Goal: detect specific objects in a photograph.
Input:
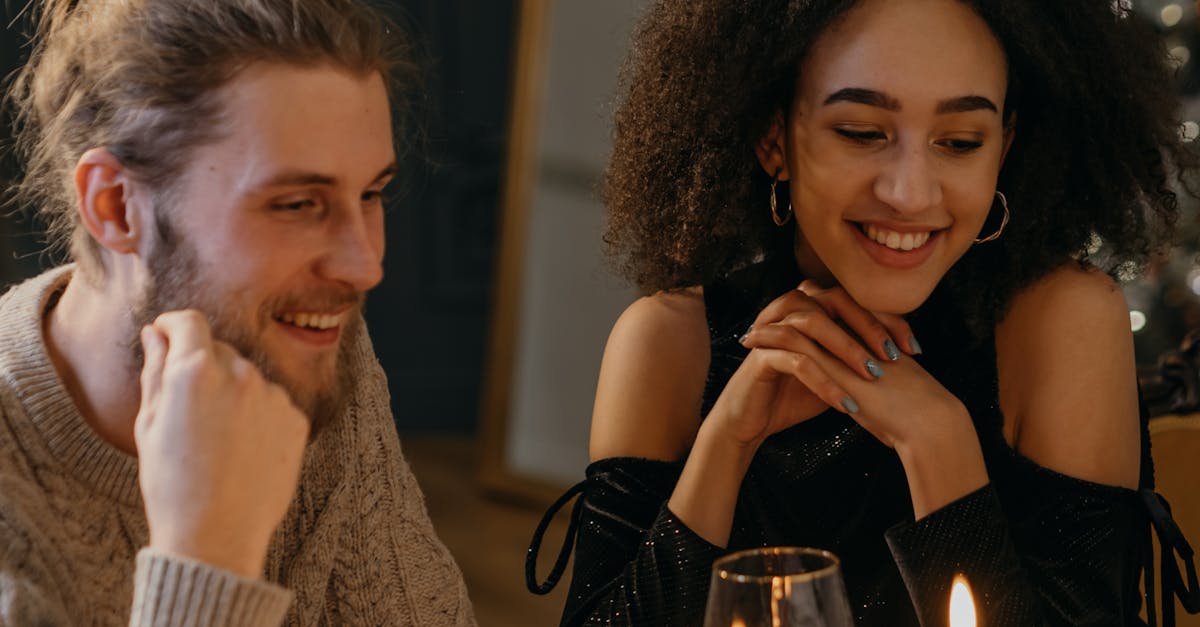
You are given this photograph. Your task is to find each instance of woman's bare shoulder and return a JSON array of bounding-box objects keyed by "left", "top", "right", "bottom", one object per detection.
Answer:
[
  {"left": 590, "top": 287, "right": 712, "bottom": 462},
  {"left": 995, "top": 263, "right": 1139, "bottom": 488}
]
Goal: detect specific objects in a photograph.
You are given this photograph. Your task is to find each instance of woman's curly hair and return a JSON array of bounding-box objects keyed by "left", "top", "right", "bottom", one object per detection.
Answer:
[{"left": 603, "top": 0, "right": 1196, "bottom": 335}]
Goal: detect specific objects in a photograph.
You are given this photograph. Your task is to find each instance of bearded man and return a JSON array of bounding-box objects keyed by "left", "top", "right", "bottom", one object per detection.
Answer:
[{"left": 0, "top": 1, "right": 474, "bottom": 625}]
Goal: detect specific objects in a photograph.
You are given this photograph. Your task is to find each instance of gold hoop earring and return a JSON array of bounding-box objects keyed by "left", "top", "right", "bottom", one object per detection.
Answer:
[
  {"left": 770, "top": 171, "right": 792, "bottom": 226},
  {"left": 974, "top": 191, "right": 1010, "bottom": 244}
]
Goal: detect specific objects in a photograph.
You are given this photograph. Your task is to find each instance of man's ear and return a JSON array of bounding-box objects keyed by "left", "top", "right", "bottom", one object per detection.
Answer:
[
  {"left": 754, "top": 109, "right": 790, "bottom": 182},
  {"left": 73, "top": 148, "right": 146, "bottom": 255}
]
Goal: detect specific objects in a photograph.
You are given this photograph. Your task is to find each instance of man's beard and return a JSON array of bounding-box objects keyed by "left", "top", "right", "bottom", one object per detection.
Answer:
[{"left": 129, "top": 213, "right": 362, "bottom": 436}]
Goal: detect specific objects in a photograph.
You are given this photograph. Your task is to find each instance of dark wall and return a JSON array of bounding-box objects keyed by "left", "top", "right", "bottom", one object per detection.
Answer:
[
  {"left": 0, "top": 1, "right": 516, "bottom": 433},
  {"left": 0, "top": 19, "right": 47, "bottom": 285},
  {"left": 370, "top": 2, "right": 516, "bottom": 432}
]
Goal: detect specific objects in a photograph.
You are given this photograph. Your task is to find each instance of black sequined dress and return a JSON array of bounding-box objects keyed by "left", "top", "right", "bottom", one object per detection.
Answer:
[{"left": 528, "top": 258, "right": 1198, "bottom": 626}]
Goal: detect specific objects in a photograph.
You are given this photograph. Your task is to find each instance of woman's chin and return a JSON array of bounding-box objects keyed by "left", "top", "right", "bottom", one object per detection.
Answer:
[{"left": 840, "top": 282, "right": 936, "bottom": 317}]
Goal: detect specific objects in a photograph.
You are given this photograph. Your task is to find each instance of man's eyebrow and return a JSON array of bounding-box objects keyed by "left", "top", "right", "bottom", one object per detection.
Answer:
[
  {"left": 823, "top": 88, "right": 999, "bottom": 115},
  {"left": 252, "top": 162, "right": 398, "bottom": 191}
]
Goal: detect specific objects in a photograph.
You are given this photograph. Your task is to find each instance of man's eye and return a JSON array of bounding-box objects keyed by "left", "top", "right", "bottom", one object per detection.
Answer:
[
  {"left": 835, "top": 128, "right": 887, "bottom": 144},
  {"left": 272, "top": 199, "right": 317, "bottom": 212},
  {"left": 362, "top": 190, "right": 385, "bottom": 203}
]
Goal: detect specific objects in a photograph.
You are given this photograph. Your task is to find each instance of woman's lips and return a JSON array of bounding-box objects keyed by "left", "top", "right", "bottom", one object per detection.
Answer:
[{"left": 849, "top": 221, "right": 942, "bottom": 269}]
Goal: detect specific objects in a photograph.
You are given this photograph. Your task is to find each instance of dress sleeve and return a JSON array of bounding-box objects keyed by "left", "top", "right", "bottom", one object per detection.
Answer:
[
  {"left": 884, "top": 461, "right": 1145, "bottom": 627},
  {"left": 531, "top": 458, "right": 726, "bottom": 627}
]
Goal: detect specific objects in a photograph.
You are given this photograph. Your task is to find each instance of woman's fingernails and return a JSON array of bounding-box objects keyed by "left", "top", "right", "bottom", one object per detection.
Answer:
[
  {"left": 865, "top": 358, "right": 884, "bottom": 379},
  {"left": 883, "top": 339, "right": 901, "bottom": 361},
  {"left": 909, "top": 335, "right": 923, "bottom": 355},
  {"left": 841, "top": 396, "right": 859, "bottom": 414},
  {"left": 738, "top": 324, "right": 753, "bottom": 345}
]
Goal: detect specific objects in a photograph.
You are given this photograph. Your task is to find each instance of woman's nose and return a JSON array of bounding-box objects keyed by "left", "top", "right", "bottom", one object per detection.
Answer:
[{"left": 873, "top": 143, "right": 942, "bottom": 214}]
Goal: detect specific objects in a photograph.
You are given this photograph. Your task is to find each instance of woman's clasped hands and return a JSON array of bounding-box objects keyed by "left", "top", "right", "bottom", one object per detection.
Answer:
[{"left": 713, "top": 280, "right": 971, "bottom": 456}]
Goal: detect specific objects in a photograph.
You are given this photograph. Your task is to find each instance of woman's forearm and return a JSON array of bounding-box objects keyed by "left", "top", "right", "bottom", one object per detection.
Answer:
[{"left": 667, "top": 420, "right": 758, "bottom": 547}]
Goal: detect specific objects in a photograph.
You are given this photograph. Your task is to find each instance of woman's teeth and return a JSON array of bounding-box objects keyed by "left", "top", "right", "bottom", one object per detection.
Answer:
[
  {"left": 278, "top": 312, "right": 340, "bottom": 330},
  {"left": 863, "top": 224, "right": 931, "bottom": 251}
]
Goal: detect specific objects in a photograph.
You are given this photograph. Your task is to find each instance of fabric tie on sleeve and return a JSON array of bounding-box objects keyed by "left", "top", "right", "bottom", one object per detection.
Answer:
[
  {"left": 527, "top": 478, "right": 590, "bottom": 595},
  {"left": 1141, "top": 489, "right": 1200, "bottom": 627}
]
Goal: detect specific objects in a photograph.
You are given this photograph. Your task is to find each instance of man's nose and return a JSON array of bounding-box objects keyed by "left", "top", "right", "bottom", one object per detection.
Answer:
[
  {"left": 319, "top": 207, "right": 385, "bottom": 292},
  {"left": 873, "top": 142, "right": 942, "bottom": 214}
]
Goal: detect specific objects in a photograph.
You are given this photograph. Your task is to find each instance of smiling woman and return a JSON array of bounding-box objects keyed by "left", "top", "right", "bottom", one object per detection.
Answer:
[
  {"left": 526, "top": 0, "right": 1200, "bottom": 625},
  {"left": 758, "top": 0, "right": 1012, "bottom": 314}
]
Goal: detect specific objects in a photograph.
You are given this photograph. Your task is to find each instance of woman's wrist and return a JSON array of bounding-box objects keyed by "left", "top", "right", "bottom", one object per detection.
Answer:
[
  {"left": 667, "top": 420, "right": 761, "bottom": 547},
  {"left": 698, "top": 411, "right": 768, "bottom": 459},
  {"left": 894, "top": 405, "right": 989, "bottom": 520}
]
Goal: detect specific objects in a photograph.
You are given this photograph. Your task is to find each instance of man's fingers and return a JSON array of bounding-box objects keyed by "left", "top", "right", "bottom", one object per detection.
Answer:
[
  {"left": 136, "top": 325, "right": 166, "bottom": 431},
  {"left": 212, "top": 340, "right": 247, "bottom": 375},
  {"left": 150, "top": 310, "right": 216, "bottom": 360}
]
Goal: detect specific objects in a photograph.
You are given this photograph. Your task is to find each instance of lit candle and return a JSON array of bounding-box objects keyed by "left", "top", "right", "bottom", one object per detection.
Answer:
[{"left": 949, "top": 574, "right": 977, "bottom": 627}]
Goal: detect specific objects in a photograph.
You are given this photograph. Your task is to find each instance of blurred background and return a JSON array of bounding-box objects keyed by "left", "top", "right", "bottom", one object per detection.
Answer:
[
  {"left": 1127, "top": 0, "right": 1200, "bottom": 364},
  {"left": 2, "top": 1, "right": 1199, "bottom": 625}
]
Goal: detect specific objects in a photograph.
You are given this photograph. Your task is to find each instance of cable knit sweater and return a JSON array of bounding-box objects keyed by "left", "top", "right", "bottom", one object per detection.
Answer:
[{"left": 0, "top": 266, "right": 476, "bottom": 626}]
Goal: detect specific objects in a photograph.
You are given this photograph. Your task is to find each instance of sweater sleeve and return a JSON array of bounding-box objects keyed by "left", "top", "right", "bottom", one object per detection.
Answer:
[
  {"left": 885, "top": 469, "right": 1144, "bottom": 627},
  {"left": 326, "top": 331, "right": 476, "bottom": 626},
  {"left": 0, "top": 513, "right": 291, "bottom": 627},
  {"left": 129, "top": 548, "right": 293, "bottom": 627},
  {"left": 558, "top": 458, "right": 726, "bottom": 627}
]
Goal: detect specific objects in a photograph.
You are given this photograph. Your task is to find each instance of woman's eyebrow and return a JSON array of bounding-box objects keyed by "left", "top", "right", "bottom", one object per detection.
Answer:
[
  {"left": 823, "top": 87, "right": 900, "bottom": 111},
  {"left": 823, "top": 87, "right": 998, "bottom": 114}
]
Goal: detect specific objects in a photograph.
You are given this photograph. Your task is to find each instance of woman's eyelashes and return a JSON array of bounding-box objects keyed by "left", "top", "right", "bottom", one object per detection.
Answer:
[
  {"left": 834, "top": 127, "right": 887, "bottom": 144},
  {"left": 832, "top": 127, "right": 985, "bottom": 154},
  {"left": 937, "top": 137, "right": 984, "bottom": 154}
]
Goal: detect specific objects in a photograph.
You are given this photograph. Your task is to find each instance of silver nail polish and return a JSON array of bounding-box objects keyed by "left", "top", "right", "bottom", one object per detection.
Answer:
[
  {"left": 883, "top": 338, "right": 901, "bottom": 361},
  {"left": 909, "top": 335, "right": 923, "bottom": 355},
  {"left": 865, "top": 358, "right": 884, "bottom": 379},
  {"left": 841, "top": 396, "right": 859, "bottom": 413}
]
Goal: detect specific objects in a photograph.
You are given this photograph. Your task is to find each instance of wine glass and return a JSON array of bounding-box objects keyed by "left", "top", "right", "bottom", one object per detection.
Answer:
[{"left": 703, "top": 547, "right": 855, "bottom": 627}]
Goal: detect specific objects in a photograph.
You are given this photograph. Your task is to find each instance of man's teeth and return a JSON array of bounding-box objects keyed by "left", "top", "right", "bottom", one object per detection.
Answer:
[
  {"left": 864, "top": 224, "right": 931, "bottom": 251},
  {"left": 278, "top": 312, "right": 341, "bottom": 330}
]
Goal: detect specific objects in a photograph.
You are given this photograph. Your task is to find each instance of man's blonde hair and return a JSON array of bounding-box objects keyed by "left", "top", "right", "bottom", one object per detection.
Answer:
[{"left": 7, "top": 0, "right": 417, "bottom": 277}]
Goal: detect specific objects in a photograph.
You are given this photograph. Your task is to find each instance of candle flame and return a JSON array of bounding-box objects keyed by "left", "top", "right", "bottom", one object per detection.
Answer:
[{"left": 949, "top": 575, "right": 976, "bottom": 627}]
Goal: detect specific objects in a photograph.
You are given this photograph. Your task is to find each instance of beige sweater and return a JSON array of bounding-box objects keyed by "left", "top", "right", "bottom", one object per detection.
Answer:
[{"left": 0, "top": 267, "right": 476, "bottom": 626}]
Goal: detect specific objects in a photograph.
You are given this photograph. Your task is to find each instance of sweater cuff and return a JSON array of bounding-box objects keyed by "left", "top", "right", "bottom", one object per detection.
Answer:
[{"left": 130, "top": 548, "right": 293, "bottom": 627}]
